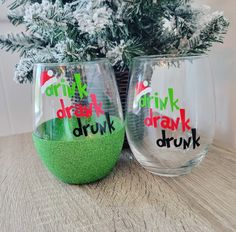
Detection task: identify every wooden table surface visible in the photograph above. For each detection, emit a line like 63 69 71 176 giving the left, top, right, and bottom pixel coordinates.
0 133 235 232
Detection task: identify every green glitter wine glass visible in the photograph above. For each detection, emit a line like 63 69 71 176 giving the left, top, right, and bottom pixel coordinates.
32 60 125 184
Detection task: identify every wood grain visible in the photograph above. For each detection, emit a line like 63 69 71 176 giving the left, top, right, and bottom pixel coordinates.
0 133 235 232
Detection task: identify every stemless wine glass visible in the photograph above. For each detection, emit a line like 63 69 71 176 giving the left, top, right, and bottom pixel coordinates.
126 55 215 176
32 59 125 184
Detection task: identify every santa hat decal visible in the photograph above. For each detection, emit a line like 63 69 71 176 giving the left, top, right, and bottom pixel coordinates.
40 70 57 93
133 80 152 109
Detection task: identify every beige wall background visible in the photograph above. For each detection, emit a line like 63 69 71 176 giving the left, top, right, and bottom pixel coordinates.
0 21 32 136
0 1 236 150
202 0 236 149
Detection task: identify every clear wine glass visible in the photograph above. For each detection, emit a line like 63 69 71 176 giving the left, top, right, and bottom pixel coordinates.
126 55 215 176
32 59 125 184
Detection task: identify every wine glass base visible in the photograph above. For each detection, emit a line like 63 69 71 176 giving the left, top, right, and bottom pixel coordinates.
139 153 206 177
147 167 194 177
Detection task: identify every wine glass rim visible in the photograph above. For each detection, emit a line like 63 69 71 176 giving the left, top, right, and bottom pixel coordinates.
34 58 110 67
133 54 208 61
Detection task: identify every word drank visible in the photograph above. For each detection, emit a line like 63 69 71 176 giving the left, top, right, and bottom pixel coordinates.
144 108 191 132
57 94 104 119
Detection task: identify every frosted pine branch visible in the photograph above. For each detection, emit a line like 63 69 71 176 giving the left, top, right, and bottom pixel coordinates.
0 33 44 55
0 0 230 83
14 58 34 83
189 14 229 53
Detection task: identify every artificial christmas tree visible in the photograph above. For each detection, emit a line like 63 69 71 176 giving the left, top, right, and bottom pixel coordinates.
0 0 229 84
